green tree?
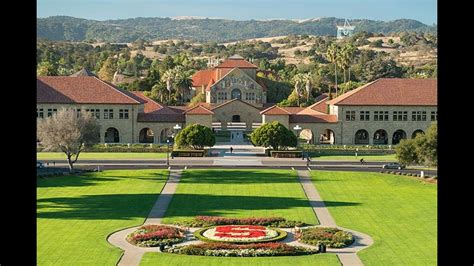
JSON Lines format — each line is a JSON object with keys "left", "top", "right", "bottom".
{"left": 161, "top": 68, "right": 176, "bottom": 102}
{"left": 326, "top": 43, "right": 340, "bottom": 96}
{"left": 188, "top": 92, "right": 206, "bottom": 107}
{"left": 174, "top": 124, "right": 216, "bottom": 149}
{"left": 415, "top": 122, "right": 437, "bottom": 166}
{"left": 174, "top": 66, "right": 193, "bottom": 104}
{"left": 37, "top": 60, "right": 58, "bottom": 76}
{"left": 250, "top": 121, "right": 297, "bottom": 150}
{"left": 395, "top": 139, "right": 419, "bottom": 166}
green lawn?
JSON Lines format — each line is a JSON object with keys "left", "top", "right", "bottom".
{"left": 312, "top": 153, "right": 396, "bottom": 161}
{"left": 37, "top": 169, "right": 168, "bottom": 265}
{"left": 162, "top": 169, "right": 318, "bottom": 225}
{"left": 141, "top": 253, "right": 340, "bottom": 266}
{"left": 37, "top": 152, "right": 167, "bottom": 160}
{"left": 310, "top": 170, "right": 437, "bottom": 265}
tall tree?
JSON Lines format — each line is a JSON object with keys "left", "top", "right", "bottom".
{"left": 37, "top": 109, "right": 100, "bottom": 172}
{"left": 161, "top": 69, "right": 176, "bottom": 102}
{"left": 326, "top": 43, "right": 340, "bottom": 96}
{"left": 174, "top": 66, "right": 193, "bottom": 104}
{"left": 98, "top": 56, "right": 117, "bottom": 82}
{"left": 291, "top": 73, "right": 306, "bottom": 106}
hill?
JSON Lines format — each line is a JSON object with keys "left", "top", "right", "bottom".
{"left": 37, "top": 16, "right": 437, "bottom": 42}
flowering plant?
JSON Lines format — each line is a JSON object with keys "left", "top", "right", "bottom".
{"left": 127, "top": 225, "right": 186, "bottom": 247}
{"left": 299, "top": 227, "right": 354, "bottom": 248}
{"left": 175, "top": 216, "right": 306, "bottom": 228}
{"left": 195, "top": 225, "right": 286, "bottom": 243}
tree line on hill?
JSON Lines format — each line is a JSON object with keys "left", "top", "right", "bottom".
{"left": 36, "top": 31, "right": 436, "bottom": 107}
{"left": 37, "top": 16, "right": 437, "bottom": 43}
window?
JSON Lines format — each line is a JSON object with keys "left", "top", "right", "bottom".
{"left": 374, "top": 111, "right": 388, "bottom": 121}
{"left": 37, "top": 108, "right": 44, "bottom": 118}
{"left": 394, "top": 111, "right": 408, "bottom": 121}
{"left": 431, "top": 111, "right": 438, "bottom": 121}
{"left": 403, "top": 111, "right": 408, "bottom": 121}
{"left": 245, "top": 92, "right": 256, "bottom": 101}
{"left": 119, "top": 109, "right": 129, "bottom": 119}
{"left": 85, "top": 109, "right": 100, "bottom": 119}
{"left": 345, "top": 111, "right": 355, "bottom": 121}
{"left": 217, "top": 92, "right": 227, "bottom": 101}
{"left": 360, "top": 111, "right": 370, "bottom": 121}
{"left": 412, "top": 111, "right": 427, "bottom": 121}
{"left": 104, "top": 109, "right": 113, "bottom": 119}
{"left": 47, "top": 108, "right": 57, "bottom": 117}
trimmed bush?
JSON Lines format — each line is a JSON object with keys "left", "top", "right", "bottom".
{"left": 174, "top": 216, "right": 306, "bottom": 227}
{"left": 126, "top": 225, "right": 185, "bottom": 247}
{"left": 165, "top": 242, "right": 317, "bottom": 257}
{"left": 299, "top": 227, "right": 354, "bottom": 248}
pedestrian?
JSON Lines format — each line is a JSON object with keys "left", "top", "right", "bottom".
{"left": 230, "top": 146, "right": 233, "bottom": 154}
{"left": 306, "top": 156, "right": 311, "bottom": 167}
{"left": 360, "top": 158, "right": 365, "bottom": 165}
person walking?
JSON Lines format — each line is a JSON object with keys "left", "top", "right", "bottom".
{"left": 230, "top": 146, "right": 233, "bottom": 154}
{"left": 360, "top": 158, "right": 365, "bottom": 165}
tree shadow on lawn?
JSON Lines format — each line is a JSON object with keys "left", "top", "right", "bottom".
{"left": 162, "top": 194, "right": 360, "bottom": 220}
{"left": 180, "top": 170, "right": 299, "bottom": 184}
{"left": 37, "top": 193, "right": 360, "bottom": 221}
{"left": 37, "top": 172, "right": 167, "bottom": 188}
{"left": 37, "top": 193, "right": 159, "bottom": 220}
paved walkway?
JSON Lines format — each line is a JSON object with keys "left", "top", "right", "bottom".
{"left": 108, "top": 169, "right": 183, "bottom": 266}
{"left": 297, "top": 170, "right": 374, "bottom": 266}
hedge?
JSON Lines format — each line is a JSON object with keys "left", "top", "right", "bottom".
{"left": 270, "top": 150, "right": 303, "bottom": 158}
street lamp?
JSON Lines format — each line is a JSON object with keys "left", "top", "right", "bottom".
{"left": 171, "top": 124, "right": 181, "bottom": 160}
{"left": 293, "top": 125, "right": 302, "bottom": 159}
{"left": 166, "top": 139, "right": 170, "bottom": 166}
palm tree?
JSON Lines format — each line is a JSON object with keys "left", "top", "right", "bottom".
{"left": 303, "top": 73, "right": 312, "bottom": 102}
{"left": 174, "top": 68, "right": 193, "bottom": 104}
{"left": 161, "top": 69, "right": 176, "bottom": 102}
{"left": 326, "top": 43, "right": 339, "bottom": 96}
{"left": 292, "top": 73, "right": 306, "bottom": 106}
{"left": 345, "top": 44, "right": 356, "bottom": 82}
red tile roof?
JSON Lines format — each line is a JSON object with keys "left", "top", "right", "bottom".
{"left": 281, "top": 107, "right": 305, "bottom": 114}
{"left": 130, "top": 91, "right": 186, "bottom": 122}
{"left": 130, "top": 91, "right": 164, "bottom": 113}
{"left": 327, "top": 78, "right": 437, "bottom": 106}
{"left": 192, "top": 69, "right": 217, "bottom": 87}
{"left": 37, "top": 76, "right": 142, "bottom": 104}
{"left": 290, "top": 114, "right": 338, "bottom": 123}
{"left": 260, "top": 105, "right": 291, "bottom": 115}
{"left": 216, "top": 58, "right": 258, "bottom": 69}
{"left": 184, "top": 105, "right": 214, "bottom": 115}
{"left": 212, "top": 98, "right": 263, "bottom": 111}
{"left": 305, "top": 94, "right": 330, "bottom": 114}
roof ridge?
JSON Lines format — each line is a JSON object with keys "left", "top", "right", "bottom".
{"left": 212, "top": 98, "right": 262, "bottom": 111}
{"left": 260, "top": 105, "right": 291, "bottom": 115}
{"left": 328, "top": 79, "right": 379, "bottom": 105}
{"left": 130, "top": 91, "right": 165, "bottom": 112}
{"left": 93, "top": 76, "right": 142, "bottom": 104}
{"left": 184, "top": 104, "right": 214, "bottom": 114}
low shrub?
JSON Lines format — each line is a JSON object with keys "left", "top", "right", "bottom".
{"left": 299, "top": 227, "right": 354, "bottom": 248}
{"left": 165, "top": 242, "right": 317, "bottom": 257}
{"left": 126, "top": 225, "right": 185, "bottom": 247}
{"left": 174, "top": 216, "right": 306, "bottom": 227}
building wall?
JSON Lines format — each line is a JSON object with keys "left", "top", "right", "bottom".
{"left": 262, "top": 115, "right": 289, "bottom": 129}
{"left": 135, "top": 122, "right": 185, "bottom": 143}
{"left": 289, "top": 122, "right": 341, "bottom": 144}
{"left": 212, "top": 101, "right": 262, "bottom": 130}
{"left": 336, "top": 105, "right": 437, "bottom": 145}
{"left": 37, "top": 103, "right": 141, "bottom": 143}
{"left": 209, "top": 69, "right": 265, "bottom": 106}
{"left": 186, "top": 114, "right": 213, "bottom": 128}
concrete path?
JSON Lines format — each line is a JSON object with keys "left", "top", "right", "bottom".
{"left": 108, "top": 169, "right": 183, "bottom": 266}
{"left": 297, "top": 170, "right": 374, "bottom": 266}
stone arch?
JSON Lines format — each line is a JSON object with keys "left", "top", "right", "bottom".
{"left": 231, "top": 88, "right": 242, "bottom": 100}
{"left": 139, "top": 128, "right": 154, "bottom": 143}
{"left": 412, "top": 129, "right": 425, "bottom": 138}
{"left": 392, "top": 129, "right": 407, "bottom": 145}
{"left": 300, "top": 129, "right": 313, "bottom": 144}
{"left": 373, "top": 129, "right": 388, "bottom": 145}
{"left": 320, "top": 129, "right": 335, "bottom": 144}
{"left": 105, "top": 127, "right": 119, "bottom": 143}
{"left": 355, "top": 129, "right": 369, "bottom": 144}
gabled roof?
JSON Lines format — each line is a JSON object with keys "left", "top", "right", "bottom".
{"left": 305, "top": 94, "right": 330, "bottom": 114}
{"left": 327, "top": 78, "right": 437, "bottom": 106}
{"left": 215, "top": 55, "right": 258, "bottom": 69}
{"left": 184, "top": 105, "right": 214, "bottom": 115}
{"left": 70, "top": 68, "right": 96, "bottom": 77}
{"left": 130, "top": 91, "right": 185, "bottom": 122}
{"left": 37, "top": 76, "right": 142, "bottom": 104}
{"left": 130, "top": 91, "right": 164, "bottom": 113}
{"left": 212, "top": 98, "right": 262, "bottom": 111}
{"left": 192, "top": 69, "right": 217, "bottom": 87}
{"left": 207, "top": 67, "right": 263, "bottom": 92}
{"left": 260, "top": 105, "right": 291, "bottom": 115}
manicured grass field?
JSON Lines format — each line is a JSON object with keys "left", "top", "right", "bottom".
{"left": 140, "top": 253, "right": 340, "bottom": 266}
{"left": 312, "top": 153, "right": 396, "bottom": 161}
{"left": 310, "top": 170, "right": 437, "bottom": 265}
{"left": 37, "top": 169, "right": 168, "bottom": 265}
{"left": 37, "top": 152, "right": 167, "bottom": 160}
{"left": 161, "top": 169, "right": 318, "bottom": 225}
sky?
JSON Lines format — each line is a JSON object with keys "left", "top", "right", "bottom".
{"left": 37, "top": 0, "right": 437, "bottom": 25}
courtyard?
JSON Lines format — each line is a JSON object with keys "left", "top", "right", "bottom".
{"left": 37, "top": 168, "right": 436, "bottom": 265}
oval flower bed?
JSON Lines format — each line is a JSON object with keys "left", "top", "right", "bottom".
{"left": 195, "top": 225, "right": 287, "bottom": 243}
{"left": 126, "top": 225, "right": 186, "bottom": 247}
{"left": 299, "top": 227, "right": 354, "bottom": 248}
{"left": 175, "top": 216, "right": 306, "bottom": 228}
{"left": 166, "top": 242, "right": 317, "bottom": 257}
